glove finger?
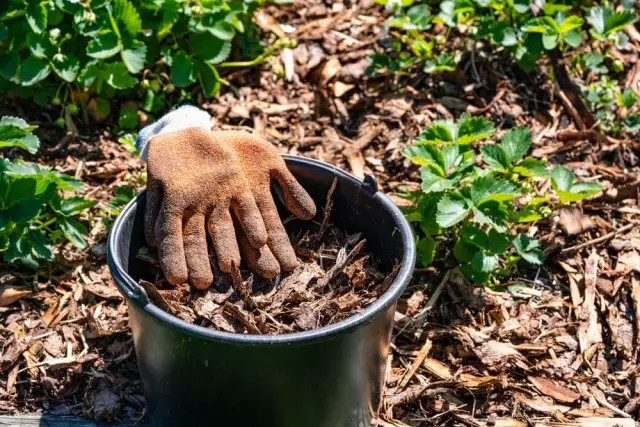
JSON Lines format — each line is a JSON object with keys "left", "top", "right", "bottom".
{"left": 255, "top": 191, "right": 298, "bottom": 272}
{"left": 237, "top": 225, "right": 280, "bottom": 279}
{"left": 231, "top": 191, "right": 268, "bottom": 249}
{"left": 156, "top": 201, "right": 188, "bottom": 285}
{"left": 207, "top": 208, "right": 241, "bottom": 274}
{"left": 183, "top": 213, "right": 213, "bottom": 290}
{"left": 271, "top": 164, "right": 316, "bottom": 220}
{"left": 144, "top": 176, "right": 163, "bottom": 247}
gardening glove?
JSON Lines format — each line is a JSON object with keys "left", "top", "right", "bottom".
{"left": 220, "top": 131, "right": 317, "bottom": 278}
{"left": 136, "top": 106, "right": 316, "bottom": 289}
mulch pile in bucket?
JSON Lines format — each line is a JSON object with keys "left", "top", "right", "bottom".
{"left": 137, "top": 179, "right": 399, "bottom": 334}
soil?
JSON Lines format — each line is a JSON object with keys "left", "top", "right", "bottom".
{"left": 136, "top": 181, "right": 399, "bottom": 335}
{"left": 1, "top": 0, "right": 639, "bottom": 425}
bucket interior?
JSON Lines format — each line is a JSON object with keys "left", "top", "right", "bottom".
{"left": 113, "top": 156, "right": 413, "bottom": 303}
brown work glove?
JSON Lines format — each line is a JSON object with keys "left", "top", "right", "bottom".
{"left": 145, "top": 128, "right": 316, "bottom": 289}
{"left": 221, "top": 132, "right": 316, "bottom": 279}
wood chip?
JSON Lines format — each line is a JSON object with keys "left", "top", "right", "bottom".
{"left": 528, "top": 376, "right": 580, "bottom": 403}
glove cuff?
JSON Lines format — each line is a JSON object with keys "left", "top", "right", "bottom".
{"left": 136, "top": 105, "right": 212, "bottom": 161}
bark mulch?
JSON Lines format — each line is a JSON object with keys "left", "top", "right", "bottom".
{"left": 1, "top": 1, "right": 639, "bottom": 425}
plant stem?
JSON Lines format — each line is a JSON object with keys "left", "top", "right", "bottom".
{"left": 36, "top": 217, "right": 57, "bottom": 230}
{"left": 219, "top": 42, "right": 285, "bottom": 68}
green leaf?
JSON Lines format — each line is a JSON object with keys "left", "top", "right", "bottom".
{"left": 472, "top": 200, "right": 509, "bottom": 226}
{"left": 487, "top": 229, "right": 509, "bottom": 254}
{"left": 27, "top": 33, "right": 55, "bottom": 59}
{"left": 0, "top": 51, "right": 20, "bottom": 80}
{"left": 564, "top": 29, "right": 583, "bottom": 47}
{"left": 87, "top": 31, "right": 122, "bottom": 59}
{"left": 119, "top": 105, "right": 138, "bottom": 129}
{"left": 54, "top": 197, "right": 96, "bottom": 216}
{"left": 542, "top": 32, "right": 559, "bottom": 50}
{"left": 78, "top": 62, "right": 101, "bottom": 88}
{"left": 421, "top": 169, "right": 456, "bottom": 193}
{"left": 103, "top": 62, "right": 137, "bottom": 89}
{"left": 558, "top": 15, "right": 583, "bottom": 34}
{"left": 618, "top": 88, "right": 638, "bottom": 109}
{"left": 583, "top": 52, "right": 606, "bottom": 74}
{"left": 513, "top": 158, "right": 548, "bottom": 177}
{"left": 550, "top": 165, "right": 574, "bottom": 191}
{"left": 29, "top": 229, "right": 53, "bottom": 261}
{"left": 454, "top": 240, "right": 475, "bottom": 264}
{"left": 189, "top": 33, "right": 232, "bottom": 65}
{"left": 460, "top": 264, "right": 489, "bottom": 284}
{"left": 171, "top": 51, "right": 196, "bottom": 88}
{"left": 501, "top": 127, "right": 531, "bottom": 162}
{"left": 558, "top": 182, "right": 602, "bottom": 202}
{"left": 542, "top": 3, "right": 572, "bottom": 15}
{"left": 18, "top": 57, "right": 51, "bottom": 86}
{"left": 5, "top": 228, "right": 39, "bottom": 268}
{"left": 512, "top": 233, "right": 543, "bottom": 265}
{"left": 416, "top": 121, "right": 456, "bottom": 144}
{"left": 523, "top": 17, "right": 557, "bottom": 34}
{"left": 26, "top": 1, "right": 48, "bottom": 34}
{"left": 402, "top": 145, "right": 444, "bottom": 172}
{"left": 456, "top": 113, "right": 496, "bottom": 145}
{"left": 73, "top": 8, "right": 110, "bottom": 37}
{"left": 462, "top": 225, "right": 489, "bottom": 249}
{"left": 472, "top": 252, "right": 499, "bottom": 273}
{"left": 0, "top": 124, "right": 39, "bottom": 154}
{"left": 114, "top": 0, "right": 142, "bottom": 35}
{"left": 481, "top": 145, "right": 509, "bottom": 170}
{"left": 511, "top": 207, "right": 542, "bottom": 223}
{"left": 587, "top": 7, "right": 637, "bottom": 37}
{"left": 623, "top": 115, "right": 640, "bottom": 132}
{"left": 207, "top": 20, "right": 235, "bottom": 41}
{"left": 417, "top": 192, "right": 442, "bottom": 236}
{"left": 58, "top": 217, "right": 88, "bottom": 249}
{"left": 121, "top": 39, "right": 147, "bottom": 74}
{"left": 417, "top": 236, "right": 436, "bottom": 266}
{"left": 470, "top": 177, "right": 519, "bottom": 205}
{"left": 52, "top": 54, "right": 80, "bottom": 83}
{"left": 436, "top": 193, "right": 469, "bottom": 227}
{"left": 195, "top": 60, "right": 221, "bottom": 98}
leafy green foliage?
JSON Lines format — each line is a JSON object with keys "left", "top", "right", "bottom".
{"left": 582, "top": 75, "right": 640, "bottom": 135}
{"left": 0, "top": 116, "right": 95, "bottom": 268}
{"left": 367, "top": 1, "right": 457, "bottom": 76}
{"left": 0, "top": 0, "right": 264, "bottom": 123}
{"left": 402, "top": 116, "right": 602, "bottom": 285}
{"left": 370, "top": 1, "right": 638, "bottom": 139}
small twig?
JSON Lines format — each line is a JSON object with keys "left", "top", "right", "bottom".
{"left": 561, "top": 223, "right": 635, "bottom": 253}
{"left": 314, "top": 239, "right": 367, "bottom": 290}
{"left": 313, "top": 176, "right": 338, "bottom": 248}
{"left": 230, "top": 262, "right": 256, "bottom": 310}
{"left": 223, "top": 302, "right": 261, "bottom": 335}
{"left": 592, "top": 388, "right": 633, "bottom": 419}
{"left": 411, "top": 270, "right": 454, "bottom": 326}
{"left": 398, "top": 339, "right": 432, "bottom": 390}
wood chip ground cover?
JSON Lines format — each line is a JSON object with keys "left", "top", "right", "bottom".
{"left": 0, "top": 1, "right": 639, "bottom": 425}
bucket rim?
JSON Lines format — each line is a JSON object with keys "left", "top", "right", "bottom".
{"left": 107, "top": 155, "right": 416, "bottom": 344}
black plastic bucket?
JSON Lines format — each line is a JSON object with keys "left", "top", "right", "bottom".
{"left": 107, "top": 155, "right": 416, "bottom": 427}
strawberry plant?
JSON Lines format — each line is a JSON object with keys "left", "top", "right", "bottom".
{"left": 369, "top": 1, "right": 638, "bottom": 137}
{"left": 0, "top": 0, "right": 272, "bottom": 127}
{"left": 0, "top": 116, "right": 94, "bottom": 267}
{"left": 368, "top": 0, "right": 457, "bottom": 76}
{"left": 401, "top": 114, "right": 602, "bottom": 285}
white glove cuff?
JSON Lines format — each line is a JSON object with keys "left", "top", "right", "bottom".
{"left": 135, "top": 105, "right": 212, "bottom": 161}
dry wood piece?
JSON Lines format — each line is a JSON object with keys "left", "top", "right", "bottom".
{"left": 528, "top": 376, "right": 580, "bottom": 403}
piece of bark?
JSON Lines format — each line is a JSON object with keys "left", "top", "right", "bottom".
{"left": 528, "top": 376, "right": 580, "bottom": 403}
